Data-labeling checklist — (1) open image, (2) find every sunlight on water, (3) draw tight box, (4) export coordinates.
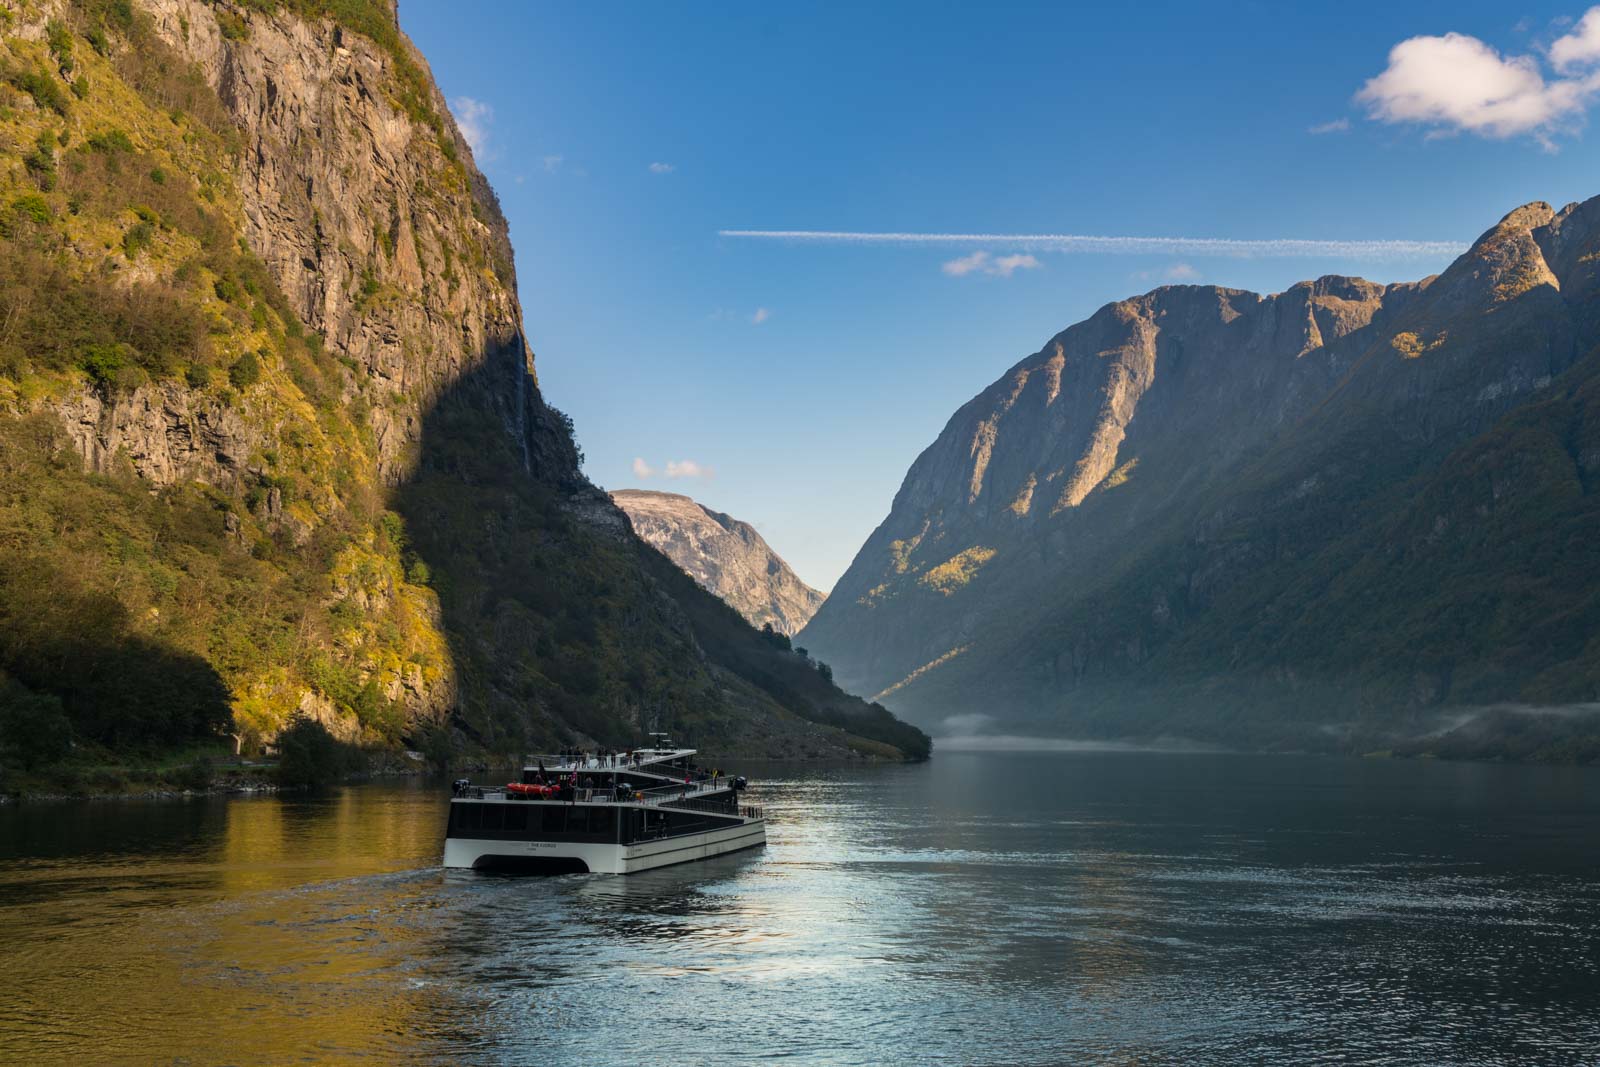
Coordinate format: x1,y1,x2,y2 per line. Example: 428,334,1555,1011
2,752,1599,1064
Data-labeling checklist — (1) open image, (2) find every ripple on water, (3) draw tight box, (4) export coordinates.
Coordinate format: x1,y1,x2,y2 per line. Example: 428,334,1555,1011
3,755,1600,1064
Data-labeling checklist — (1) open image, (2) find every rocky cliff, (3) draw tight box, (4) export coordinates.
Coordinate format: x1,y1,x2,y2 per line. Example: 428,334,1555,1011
801,197,1600,761
0,0,927,765
611,490,824,635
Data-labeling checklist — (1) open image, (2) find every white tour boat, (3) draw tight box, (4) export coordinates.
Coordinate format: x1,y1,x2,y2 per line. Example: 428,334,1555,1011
442,738,765,874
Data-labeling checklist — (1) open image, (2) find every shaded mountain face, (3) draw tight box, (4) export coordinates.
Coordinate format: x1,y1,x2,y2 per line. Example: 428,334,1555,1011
611,490,824,635
0,0,926,762
801,198,1600,760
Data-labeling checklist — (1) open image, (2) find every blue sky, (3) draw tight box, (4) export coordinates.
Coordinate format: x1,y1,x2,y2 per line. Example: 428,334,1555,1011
401,1,1600,591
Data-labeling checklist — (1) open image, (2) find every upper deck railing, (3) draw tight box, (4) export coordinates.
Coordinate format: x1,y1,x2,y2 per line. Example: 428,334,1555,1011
523,747,695,774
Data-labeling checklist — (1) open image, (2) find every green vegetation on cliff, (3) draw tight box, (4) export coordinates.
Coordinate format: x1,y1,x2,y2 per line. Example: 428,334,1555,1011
0,0,927,789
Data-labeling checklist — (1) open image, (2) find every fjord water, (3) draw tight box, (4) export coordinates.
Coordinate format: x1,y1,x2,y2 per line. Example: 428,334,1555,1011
2,752,1598,1065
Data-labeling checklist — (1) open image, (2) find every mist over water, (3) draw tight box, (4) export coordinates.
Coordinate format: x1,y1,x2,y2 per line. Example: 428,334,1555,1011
3,752,1599,1064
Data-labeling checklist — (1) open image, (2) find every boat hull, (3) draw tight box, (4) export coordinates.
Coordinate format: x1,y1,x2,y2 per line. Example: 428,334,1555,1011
444,818,766,875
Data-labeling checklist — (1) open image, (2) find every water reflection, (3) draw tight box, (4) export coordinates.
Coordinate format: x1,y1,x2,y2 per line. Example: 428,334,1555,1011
1,754,1599,1064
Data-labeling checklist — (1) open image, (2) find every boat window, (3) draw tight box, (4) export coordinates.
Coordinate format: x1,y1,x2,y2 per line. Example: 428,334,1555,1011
541,807,567,833
503,806,528,831
480,805,504,831
454,804,481,831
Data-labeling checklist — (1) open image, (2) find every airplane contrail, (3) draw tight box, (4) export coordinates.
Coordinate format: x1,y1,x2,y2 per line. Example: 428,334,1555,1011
717,229,1468,260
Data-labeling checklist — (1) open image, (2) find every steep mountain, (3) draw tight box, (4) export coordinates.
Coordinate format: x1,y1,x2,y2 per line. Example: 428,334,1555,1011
611,489,824,635
0,0,927,768
801,198,1600,761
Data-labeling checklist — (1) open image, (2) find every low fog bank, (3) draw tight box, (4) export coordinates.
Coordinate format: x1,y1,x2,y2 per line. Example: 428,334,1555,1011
933,734,1228,754
929,705,1600,764
1349,702,1600,763
933,714,1227,755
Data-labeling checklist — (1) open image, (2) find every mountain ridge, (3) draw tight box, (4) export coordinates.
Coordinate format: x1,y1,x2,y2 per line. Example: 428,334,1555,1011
800,196,1600,761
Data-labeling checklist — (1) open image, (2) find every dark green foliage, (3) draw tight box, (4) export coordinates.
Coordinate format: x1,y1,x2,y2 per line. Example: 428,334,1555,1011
5,194,51,231
87,128,134,154
80,342,130,387
228,350,261,389
24,131,57,191
46,19,75,73
7,65,71,116
0,242,208,385
547,406,583,466
274,715,361,789
122,218,153,257
0,676,73,770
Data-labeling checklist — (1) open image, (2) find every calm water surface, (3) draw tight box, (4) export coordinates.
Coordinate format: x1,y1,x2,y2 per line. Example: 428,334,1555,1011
2,751,1599,1065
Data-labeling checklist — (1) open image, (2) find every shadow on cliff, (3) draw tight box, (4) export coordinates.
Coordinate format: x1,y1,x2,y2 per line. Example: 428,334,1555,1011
390,341,649,752
0,570,231,752
0,417,234,758
391,345,932,759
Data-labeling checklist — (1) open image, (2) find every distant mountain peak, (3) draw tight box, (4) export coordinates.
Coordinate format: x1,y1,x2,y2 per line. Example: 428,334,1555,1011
612,490,824,634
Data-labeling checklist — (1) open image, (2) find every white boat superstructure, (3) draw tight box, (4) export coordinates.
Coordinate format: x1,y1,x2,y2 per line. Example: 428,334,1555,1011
441,741,765,875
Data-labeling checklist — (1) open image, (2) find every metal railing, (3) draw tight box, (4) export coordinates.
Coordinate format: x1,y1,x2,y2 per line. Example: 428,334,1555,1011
521,748,691,774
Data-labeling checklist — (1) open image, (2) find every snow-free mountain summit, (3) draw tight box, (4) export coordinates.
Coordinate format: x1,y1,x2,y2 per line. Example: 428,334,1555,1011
612,490,824,635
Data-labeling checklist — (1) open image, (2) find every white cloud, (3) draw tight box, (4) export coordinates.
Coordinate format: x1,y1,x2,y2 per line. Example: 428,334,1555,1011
665,460,712,480
633,457,714,480
1356,10,1600,144
450,96,494,159
941,250,1042,277
750,307,770,324
725,229,1465,261
648,161,675,174
941,251,990,276
542,154,564,173
1308,118,1351,134
1552,8,1600,71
